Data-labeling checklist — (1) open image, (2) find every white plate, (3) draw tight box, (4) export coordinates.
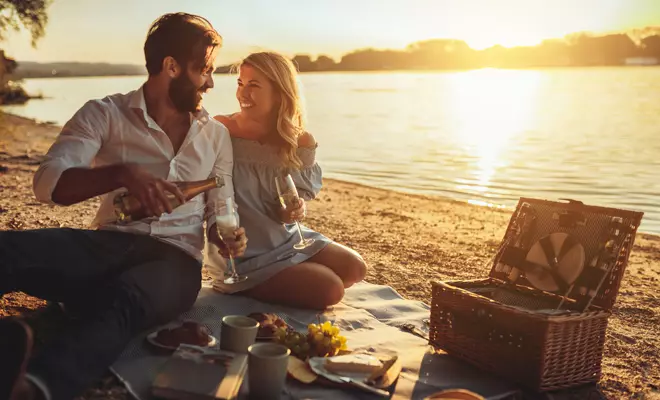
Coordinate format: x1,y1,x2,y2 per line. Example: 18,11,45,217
146,329,218,351
524,232,585,292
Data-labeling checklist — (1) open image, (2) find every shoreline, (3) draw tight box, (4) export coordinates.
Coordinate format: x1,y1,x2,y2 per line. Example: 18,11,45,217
320,176,660,239
1,110,659,399
2,110,659,238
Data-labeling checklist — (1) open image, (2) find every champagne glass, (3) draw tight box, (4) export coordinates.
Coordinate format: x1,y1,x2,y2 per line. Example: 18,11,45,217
275,174,315,250
214,197,247,284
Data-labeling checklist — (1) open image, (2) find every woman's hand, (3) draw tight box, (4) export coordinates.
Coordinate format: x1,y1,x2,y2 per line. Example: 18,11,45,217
279,198,306,224
209,225,248,258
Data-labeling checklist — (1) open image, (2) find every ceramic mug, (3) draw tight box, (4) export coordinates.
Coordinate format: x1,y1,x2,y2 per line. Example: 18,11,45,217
220,315,259,354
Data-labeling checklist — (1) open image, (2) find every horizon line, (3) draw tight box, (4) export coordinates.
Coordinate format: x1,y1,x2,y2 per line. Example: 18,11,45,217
9,24,660,66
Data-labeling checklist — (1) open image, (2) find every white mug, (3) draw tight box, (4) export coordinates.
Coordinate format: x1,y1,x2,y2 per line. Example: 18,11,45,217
220,315,259,354
247,342,290,399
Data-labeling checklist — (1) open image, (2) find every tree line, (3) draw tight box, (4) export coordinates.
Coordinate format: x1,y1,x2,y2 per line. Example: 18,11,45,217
217,29,660,73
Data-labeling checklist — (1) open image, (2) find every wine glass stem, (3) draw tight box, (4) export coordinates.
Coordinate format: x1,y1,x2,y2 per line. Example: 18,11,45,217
228,253,237,276
295,221,305,244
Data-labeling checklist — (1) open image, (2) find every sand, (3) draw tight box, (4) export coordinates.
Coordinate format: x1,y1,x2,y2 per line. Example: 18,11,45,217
1,111,659,399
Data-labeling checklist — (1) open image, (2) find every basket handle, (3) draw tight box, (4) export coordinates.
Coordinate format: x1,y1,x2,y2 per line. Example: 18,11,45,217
559,198,584,205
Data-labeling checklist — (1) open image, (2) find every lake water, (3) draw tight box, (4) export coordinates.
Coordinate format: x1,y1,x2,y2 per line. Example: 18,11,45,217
3,68,660,234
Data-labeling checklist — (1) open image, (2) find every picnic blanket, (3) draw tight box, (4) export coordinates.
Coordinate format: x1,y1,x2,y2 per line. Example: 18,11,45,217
111,282,520,399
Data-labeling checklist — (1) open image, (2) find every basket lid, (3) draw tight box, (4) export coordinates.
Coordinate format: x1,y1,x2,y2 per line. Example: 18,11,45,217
489,198,643,311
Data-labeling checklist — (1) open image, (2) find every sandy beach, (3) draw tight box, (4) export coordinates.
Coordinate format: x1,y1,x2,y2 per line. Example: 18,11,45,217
1,111,659,399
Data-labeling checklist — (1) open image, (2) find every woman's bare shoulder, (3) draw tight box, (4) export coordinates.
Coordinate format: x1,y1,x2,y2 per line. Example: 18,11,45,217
213,114,239,136
213,114,233,125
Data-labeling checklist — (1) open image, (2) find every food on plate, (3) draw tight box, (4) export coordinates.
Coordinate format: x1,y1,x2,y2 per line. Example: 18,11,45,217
324,354,383,375
275,320,348,359
287,355,318,384
154,321,211,348
246,312,290,338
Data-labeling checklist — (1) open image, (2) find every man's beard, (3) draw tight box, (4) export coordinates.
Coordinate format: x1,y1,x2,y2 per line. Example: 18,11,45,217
169,73,204,113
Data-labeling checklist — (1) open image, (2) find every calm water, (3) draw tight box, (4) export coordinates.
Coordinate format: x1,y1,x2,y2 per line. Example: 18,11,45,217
3,68,660,233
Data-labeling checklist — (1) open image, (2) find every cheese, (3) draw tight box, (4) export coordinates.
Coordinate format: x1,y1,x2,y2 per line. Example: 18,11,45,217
324,354,383,374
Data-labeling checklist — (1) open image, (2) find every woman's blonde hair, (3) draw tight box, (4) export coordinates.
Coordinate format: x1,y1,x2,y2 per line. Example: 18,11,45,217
235,51,306,169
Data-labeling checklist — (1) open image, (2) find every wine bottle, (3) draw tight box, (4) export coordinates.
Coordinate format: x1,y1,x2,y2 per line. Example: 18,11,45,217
113,176,224,223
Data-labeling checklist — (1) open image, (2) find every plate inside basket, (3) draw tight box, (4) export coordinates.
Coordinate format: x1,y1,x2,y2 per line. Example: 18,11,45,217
524,232,585,292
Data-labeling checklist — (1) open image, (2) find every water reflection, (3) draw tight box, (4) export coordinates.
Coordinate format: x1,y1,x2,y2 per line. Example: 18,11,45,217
448,69,542,205
3,69,660,233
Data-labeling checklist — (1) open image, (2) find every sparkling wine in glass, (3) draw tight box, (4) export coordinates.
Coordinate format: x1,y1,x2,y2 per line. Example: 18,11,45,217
275,174,315,250
214,197,246,284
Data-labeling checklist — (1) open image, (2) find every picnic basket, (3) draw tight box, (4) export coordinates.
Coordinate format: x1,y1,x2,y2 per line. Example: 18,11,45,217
429,198,643,392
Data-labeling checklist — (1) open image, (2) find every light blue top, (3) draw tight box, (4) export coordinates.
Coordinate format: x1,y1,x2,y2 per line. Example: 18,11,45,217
209,136,331,293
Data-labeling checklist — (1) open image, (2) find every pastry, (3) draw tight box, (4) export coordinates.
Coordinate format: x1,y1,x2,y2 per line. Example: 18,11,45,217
155,321,211,347
247,312,290,338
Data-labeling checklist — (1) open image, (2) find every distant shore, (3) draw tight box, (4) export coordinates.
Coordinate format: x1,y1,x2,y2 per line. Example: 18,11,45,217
1,111,659,399
7,63,660,80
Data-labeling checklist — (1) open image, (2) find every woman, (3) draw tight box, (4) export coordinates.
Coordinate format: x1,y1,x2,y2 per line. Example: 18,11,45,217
209,51,367,310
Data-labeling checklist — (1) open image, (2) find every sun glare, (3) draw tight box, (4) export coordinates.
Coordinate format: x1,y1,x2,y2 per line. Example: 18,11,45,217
447,69,543,203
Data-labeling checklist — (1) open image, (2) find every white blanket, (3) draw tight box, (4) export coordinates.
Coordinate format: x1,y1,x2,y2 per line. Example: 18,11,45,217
111,282,519,399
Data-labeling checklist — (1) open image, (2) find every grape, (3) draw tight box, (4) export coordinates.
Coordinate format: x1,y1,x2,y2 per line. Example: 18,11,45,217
292,332,303,342
275,321,347,360
321,321,332,333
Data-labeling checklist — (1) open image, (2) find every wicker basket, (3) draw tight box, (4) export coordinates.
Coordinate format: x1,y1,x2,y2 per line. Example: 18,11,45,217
429,198,643,392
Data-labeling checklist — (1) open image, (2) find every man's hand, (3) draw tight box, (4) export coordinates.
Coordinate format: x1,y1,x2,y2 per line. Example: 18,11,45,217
116,164,185,217
279,198,306,224
209,225,248,258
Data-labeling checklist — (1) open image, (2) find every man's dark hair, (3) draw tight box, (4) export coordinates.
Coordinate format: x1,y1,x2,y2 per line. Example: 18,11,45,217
144,12,222,75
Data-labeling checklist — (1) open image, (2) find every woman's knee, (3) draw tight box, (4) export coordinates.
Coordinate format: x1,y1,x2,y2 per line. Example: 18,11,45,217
348,253,368,285
335,250,367,287
248,263,346,310
310,274,345,309
314,243,368,287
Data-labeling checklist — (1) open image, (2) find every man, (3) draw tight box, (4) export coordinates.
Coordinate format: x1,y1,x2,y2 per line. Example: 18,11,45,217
0,12,246,400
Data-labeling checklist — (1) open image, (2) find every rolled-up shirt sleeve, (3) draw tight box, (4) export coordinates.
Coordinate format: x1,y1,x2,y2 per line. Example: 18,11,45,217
33,100,107,204
204,123,236,236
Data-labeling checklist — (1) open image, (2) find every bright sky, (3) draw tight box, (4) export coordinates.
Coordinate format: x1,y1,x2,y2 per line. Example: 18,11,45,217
2,0,659,64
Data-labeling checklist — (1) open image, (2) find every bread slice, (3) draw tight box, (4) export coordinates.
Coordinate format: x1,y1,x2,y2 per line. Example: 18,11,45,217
324,354,383,375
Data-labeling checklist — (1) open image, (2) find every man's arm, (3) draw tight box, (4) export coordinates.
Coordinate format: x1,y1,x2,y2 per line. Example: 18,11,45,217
51,165,124,206
33,100,112,205
34,100,184,215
